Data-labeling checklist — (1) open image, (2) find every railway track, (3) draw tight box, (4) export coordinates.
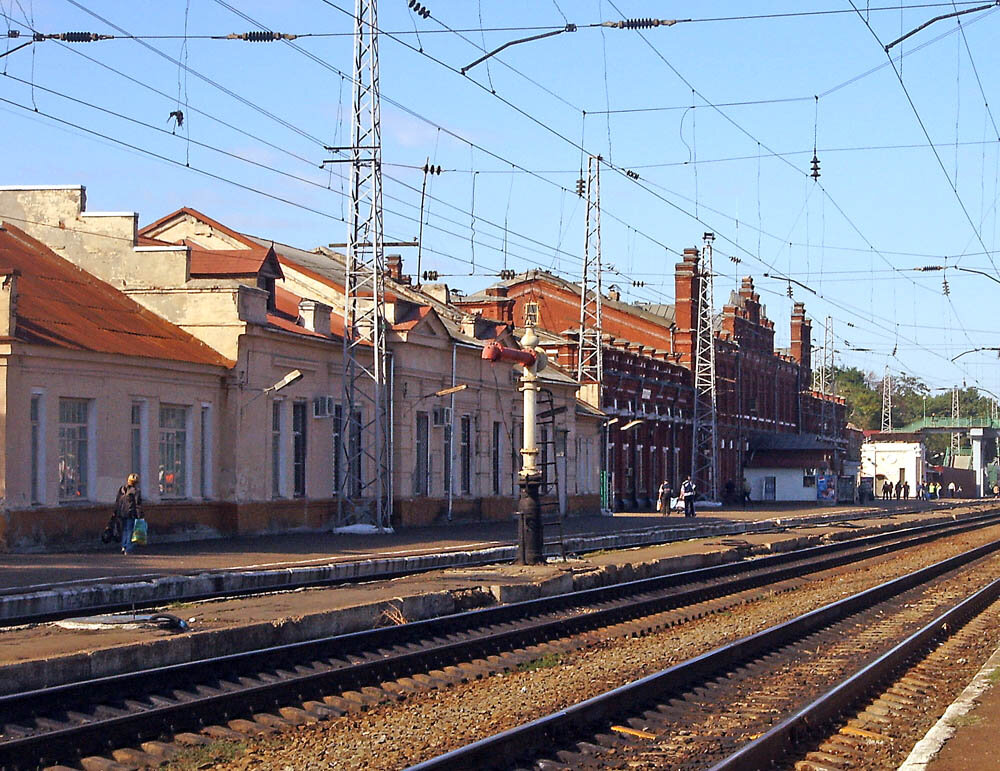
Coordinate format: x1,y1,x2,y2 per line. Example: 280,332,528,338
2,511,998,770
410,537,1000,770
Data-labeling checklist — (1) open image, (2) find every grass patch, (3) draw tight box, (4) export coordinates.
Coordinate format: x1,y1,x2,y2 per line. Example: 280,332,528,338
166,739,248,769
517,652,563,672
987,667,1000,686
948,714,982,728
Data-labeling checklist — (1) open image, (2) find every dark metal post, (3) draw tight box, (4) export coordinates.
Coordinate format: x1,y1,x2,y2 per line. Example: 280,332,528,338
517,475,544,564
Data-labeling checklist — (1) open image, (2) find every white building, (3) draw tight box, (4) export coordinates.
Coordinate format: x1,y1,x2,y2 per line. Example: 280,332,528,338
860,434,926,493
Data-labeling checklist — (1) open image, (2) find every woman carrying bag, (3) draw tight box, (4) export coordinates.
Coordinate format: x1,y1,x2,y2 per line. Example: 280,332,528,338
116,473,146,555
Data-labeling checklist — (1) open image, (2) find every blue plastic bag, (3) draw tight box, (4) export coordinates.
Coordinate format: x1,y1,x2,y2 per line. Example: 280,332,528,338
131,517,148,546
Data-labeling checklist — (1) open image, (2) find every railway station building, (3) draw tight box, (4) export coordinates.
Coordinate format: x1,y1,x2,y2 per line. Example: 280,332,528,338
0,185,601,550
457,247,848,509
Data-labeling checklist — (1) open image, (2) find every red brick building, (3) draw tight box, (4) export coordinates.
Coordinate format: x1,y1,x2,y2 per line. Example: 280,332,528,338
458,245,847,509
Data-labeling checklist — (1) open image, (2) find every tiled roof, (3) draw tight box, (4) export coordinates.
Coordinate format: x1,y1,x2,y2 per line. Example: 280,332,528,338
185,240,277,278
0,223,232,367
269,285,350,342
391,304,433,332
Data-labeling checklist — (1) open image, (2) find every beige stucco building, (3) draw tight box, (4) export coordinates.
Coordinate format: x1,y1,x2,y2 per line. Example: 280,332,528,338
0,185,602,550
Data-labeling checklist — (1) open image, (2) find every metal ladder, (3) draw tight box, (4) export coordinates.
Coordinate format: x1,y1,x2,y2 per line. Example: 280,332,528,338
536,389,566,560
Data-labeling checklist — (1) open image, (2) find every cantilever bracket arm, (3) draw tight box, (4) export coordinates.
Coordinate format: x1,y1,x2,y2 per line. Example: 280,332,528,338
884,2,998,51
461,24,576,74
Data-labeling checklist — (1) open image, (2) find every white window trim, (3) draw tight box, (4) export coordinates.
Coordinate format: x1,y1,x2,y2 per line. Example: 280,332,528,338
131,399,149,488
272,398,286,498
200,402,213,499
30,389,46,505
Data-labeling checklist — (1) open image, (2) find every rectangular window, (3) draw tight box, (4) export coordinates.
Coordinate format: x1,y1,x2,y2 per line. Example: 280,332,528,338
460,415,472,495
492,421,502,496
332,403,343,495
272,401,283,497
443,423,453,494
130,402,143,480
30,395,41,504
292,401,307,497
200,405,211,499
159,405,188,498
415,412,429,495
58,398,89,500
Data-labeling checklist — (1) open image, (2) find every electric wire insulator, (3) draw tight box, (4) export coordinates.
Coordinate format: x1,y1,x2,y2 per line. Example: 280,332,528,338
575,178,585,197
53,31,112,42
422,163,442,175
7,29,21,38
227,31,297,42
408,1,431,19
422,270,439,281
625,169,640,180
604,18,678,29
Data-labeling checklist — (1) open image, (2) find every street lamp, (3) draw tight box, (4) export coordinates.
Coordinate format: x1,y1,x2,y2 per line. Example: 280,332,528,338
241,369,304,416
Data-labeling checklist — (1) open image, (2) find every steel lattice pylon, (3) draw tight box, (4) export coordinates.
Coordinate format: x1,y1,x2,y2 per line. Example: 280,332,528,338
691,232,719,500
339,0,392,531
577,155,603,392
950,386,960,463
812,316,834,435
881,366,892,432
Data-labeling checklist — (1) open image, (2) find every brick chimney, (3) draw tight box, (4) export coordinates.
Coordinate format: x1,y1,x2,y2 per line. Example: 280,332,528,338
673,247,700,370
386,254,403,282
790,301,811,379
298,298,333,336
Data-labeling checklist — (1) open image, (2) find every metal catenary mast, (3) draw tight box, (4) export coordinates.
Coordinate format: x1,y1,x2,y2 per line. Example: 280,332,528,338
881,366,892,432
577,154,603,397
951,386,960,464
691,232,719,500
812,316,834,435
339,0,392,530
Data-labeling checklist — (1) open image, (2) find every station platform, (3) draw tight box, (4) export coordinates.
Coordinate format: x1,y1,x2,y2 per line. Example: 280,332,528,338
0,499,958,593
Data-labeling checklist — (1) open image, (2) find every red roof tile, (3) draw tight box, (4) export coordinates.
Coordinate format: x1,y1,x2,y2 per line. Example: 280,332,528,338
185,240,276,277
0,223,233,368
391,304,432,332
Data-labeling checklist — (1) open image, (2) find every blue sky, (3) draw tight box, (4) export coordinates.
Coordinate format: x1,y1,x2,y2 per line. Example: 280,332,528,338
3,1,1000,394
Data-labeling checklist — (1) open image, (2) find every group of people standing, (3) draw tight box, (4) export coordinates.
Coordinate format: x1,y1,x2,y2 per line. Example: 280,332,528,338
880,478,958,501
656,477,699,518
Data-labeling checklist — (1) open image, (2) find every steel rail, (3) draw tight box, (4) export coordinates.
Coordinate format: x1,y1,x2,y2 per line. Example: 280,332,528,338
0,504,981,629
1,512,998,769
709,572,1000,769
407,538,1000,770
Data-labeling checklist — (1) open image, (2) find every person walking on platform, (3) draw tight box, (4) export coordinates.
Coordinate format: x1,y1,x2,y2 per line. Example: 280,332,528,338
903,481,910,500
115,473,144,555
656,480,672,515
948,480,957,498
680,476,697,518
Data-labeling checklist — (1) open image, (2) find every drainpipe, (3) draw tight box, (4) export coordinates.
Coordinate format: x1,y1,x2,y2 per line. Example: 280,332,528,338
447,342,457,522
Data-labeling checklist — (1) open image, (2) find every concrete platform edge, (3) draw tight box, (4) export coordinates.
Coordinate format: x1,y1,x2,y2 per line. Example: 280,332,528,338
897,644,1000,770
0,505,951,623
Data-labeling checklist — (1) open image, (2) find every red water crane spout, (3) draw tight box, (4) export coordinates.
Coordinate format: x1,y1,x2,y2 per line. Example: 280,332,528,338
481,340,537,367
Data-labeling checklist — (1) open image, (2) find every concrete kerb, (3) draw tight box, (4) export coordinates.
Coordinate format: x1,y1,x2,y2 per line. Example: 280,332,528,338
0,506,990,696
0,506,984,624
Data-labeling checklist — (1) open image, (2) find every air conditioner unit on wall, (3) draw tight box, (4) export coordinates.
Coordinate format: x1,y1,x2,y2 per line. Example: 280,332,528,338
313,396,334,418
432,406,452,426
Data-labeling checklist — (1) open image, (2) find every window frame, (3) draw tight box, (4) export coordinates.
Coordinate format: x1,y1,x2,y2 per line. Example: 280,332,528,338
58,397,90,501
292,401,307,498
158,403,190,499
30,391,45,504
460,414,472,495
